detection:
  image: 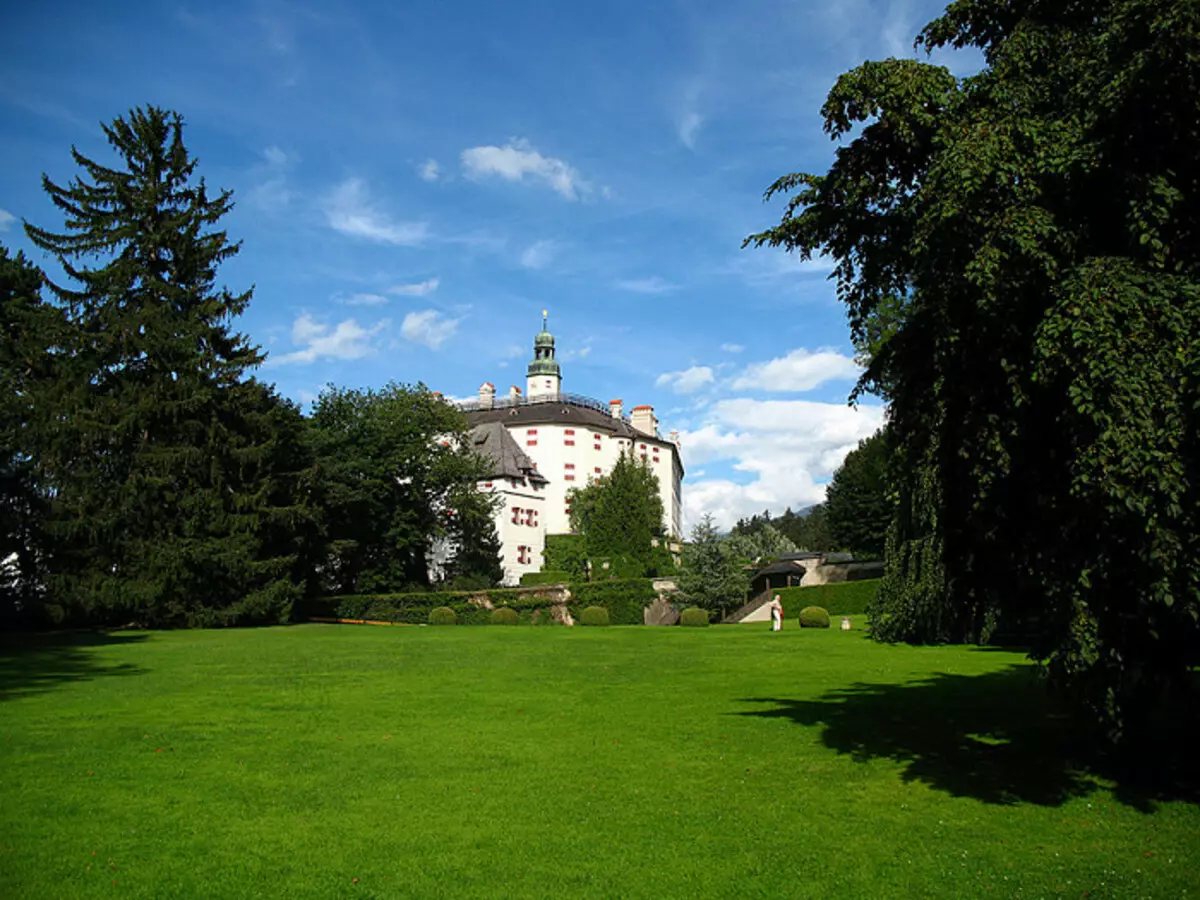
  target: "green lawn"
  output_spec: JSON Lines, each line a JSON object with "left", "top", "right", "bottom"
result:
{"left": 1, "top": 622, "right": 1195, "bottom": 899}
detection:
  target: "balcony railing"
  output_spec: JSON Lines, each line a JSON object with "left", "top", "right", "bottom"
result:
{"left": 455, "top": 391, "right": 632, "bottom": 424}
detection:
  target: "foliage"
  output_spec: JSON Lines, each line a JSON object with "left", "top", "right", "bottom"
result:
{"left": 824, "top": 429, "right": 893, "bottom": 560}
{"left": 490, "top": 607, "right": 519, "bottom": 626}
{"left": 724, "top": 523, "right": 798, "bottom": 565}
{"left": 679, "top": 607, "right": 710, "bottom": 627}
{"left": 777, "top": 580, "right": 880, "bottom": 619}
{"left": 747, "top": 0, "right": 1200, "bottom": 737}
{"left": 799, "top": 607, "right": 831, "bottom": 629}
{"left": 310, "top": 383, "right": 499, "bottom": 595}
{"left": 579, "top": 606, "right": 610, "bottom": 627}
{"left": 519, "top": 570, "right": 572, "bottom": 586}
{"left": 733, "top": 506, "right": 838, "bottom": 553}
{"left": 21, "top": 106, "right": 316, "bottom": 627}
{"left": 541, "top": 534, "right": 589, "bottom": 580}
{"left": 676, "top": 514, "right": 749, "bottom": 616}
{"left": 569, "top": 579, "right": 656, "bottom": 625}
{"left": 568, "top": 450, "right": 664, "bottom": 571}
{"left": 429, "top": 606, "right": 457, "bottom": 626}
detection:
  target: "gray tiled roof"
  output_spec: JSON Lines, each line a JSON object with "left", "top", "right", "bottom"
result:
{"left": 464, "top": 403, "right": 662, "bottom": 442}
{"left": 470, "top": 422, "right": 548, "bottom": 483}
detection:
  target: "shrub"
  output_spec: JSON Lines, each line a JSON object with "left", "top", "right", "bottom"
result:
{"left": 680, "top": 607, "right": 709, "bottom": 627}
{"left": 777, "top": 579, "right": 880, "bottom": 619}
{"left": 429, "top": 606, "right": 458, "bottom": 626}
{"left": 569, "top": 579, "right": 656, "bottom": 625}
{"left": 490, "top": 607, "right": 519, "bottom": 626}
{"left": 579, "top": 606, "right": 610, "bottom": 627}
{"left": 519, "top": 570, "right": 572, "bottom": 586}
{"left": 799, "top": 606, "right": 831, "bottom": 628}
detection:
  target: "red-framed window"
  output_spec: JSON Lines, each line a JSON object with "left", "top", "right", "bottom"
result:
{"left": 564, "top": 429, "right": 575, "bottom": 436}
{"left": 564, "top": 463, "right": 575, "bottom": 470}
{"left": 527, "top": 439, "right": 538, "bottom": 447}
{"left": 564, "top": 475, "right": 575, "bottom": 481}
{"left": 511, "top": 506, "right": 522, "bottom": 525}
{"left": 527, "top": 509, "right": 538, "bottom": 528}
{"left": 594, "top": 467, "right": 602, "bottom": 474}
{"left": 517, "top": 545, "right": 530, "bottom": 564}
{"left": 527, "top": 429, "right": 538, "bottom": 435}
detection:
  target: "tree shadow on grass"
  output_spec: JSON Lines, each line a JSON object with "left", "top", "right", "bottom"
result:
{"left": 0, "top": 631, "right": 148, "bottom": 701}
{"left": 736, "top": 663, "right": 1199, "bottom": 809}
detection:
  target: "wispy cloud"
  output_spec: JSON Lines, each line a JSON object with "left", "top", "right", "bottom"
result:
{"left": 678, "top": 111, "right": 703, "bottom": 150}
{"left": 461, "top": 139, "right": 590, "bottom": 200}
{"left": 418, "top": 159, "right": 440, "bottom": 182}
{"left": 0, "top": 208, "right": 13, "bottom": 231}
{"left": 657, "top": 366, "right": 715, "bottom": 394}
{"left": 324, "top": 178, "right": 428, "bottom": 245}
{"left": 520, "top": 239, "right": 558, "bottom": 270}
{"left": 720, "top": 343, "right": 745, "bottom": 353}
{"left": 388, "top": 278, "right": 440, "bottom": 296}
{"left": 273, "top": 314, "right": 387, "bottom": 364}
{"left": 732, "top": 347, "right": 860, "bottom": 392}
{"left": 401, "top": 309, "right": 460, "bottom": 350}
{"left": 340, "top": 292, "right": 390, "bottom": 306}
{"left": 616, "top": 276, "right": 680, "bottom": 294}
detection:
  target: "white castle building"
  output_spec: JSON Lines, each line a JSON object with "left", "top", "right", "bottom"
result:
{"left": 457, "top": 317, "right": 684, "bottom": 585}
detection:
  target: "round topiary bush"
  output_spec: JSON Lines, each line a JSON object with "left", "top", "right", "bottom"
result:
{"left": 490, "top": 607, "right": 518, "bottom": 626}
{"left": 680, "top": 607, "right": 710, "bottom": 627}
{"left": 799, "top": 606, "right": 831, "bottom": 628}
{"left": 429, "top": 606, "right": 457, "bottom": 626}
{"left": 579, "top": 606, "right": 610, "bottom": 627}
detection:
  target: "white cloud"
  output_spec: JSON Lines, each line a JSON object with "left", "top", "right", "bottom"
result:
{"left": 247, "top": 146, "right": 295, "bottom": 212}
{"left": 679, "top": 399, "right": 885, "bottom": 530}
{"left": 520, "top": 239, "right": 557, "bottom": 270}
{"left": 732, "top": 347, "right": 861, "bottom": 392}
{"left": 678, "top": 111, "right": 703, "bottom": 149}
{"left": 418, "top": 158, "right": 440, "bottom": 182}
{"left": 324, "top": 178, "right": 428, "bottom": 245}
{"left": 401, "top": 309, "right": 460, "bottom": 350}
{"left": 263, "top": 145, "right": 289, "bottom": 167}
{"left": 657, "top": 366, "right": 715, "bottom": 395}
{"left": 341, "top": 292, "right": 390, "bottom": 306}
{"left": 273, "top": 314, "right": 387, "bottom": 365}
{"left": 0, "top": 208, "right": 13, "bottom": 231}
{"left": 616, "top": 276, "right": 680, "bottom": 294}
{"left": 388, "top": 278, "right": 440, "bottom": 297}
{"left": 721, "top": 343, "right": 745, "bottom": 353}
{"left": 461, "top": 139, "right": 589, "bottom": 200}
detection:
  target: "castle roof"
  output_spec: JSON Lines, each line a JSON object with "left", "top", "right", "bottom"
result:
{"left": 469, "top": 422, "right": 548, "bottom": 484}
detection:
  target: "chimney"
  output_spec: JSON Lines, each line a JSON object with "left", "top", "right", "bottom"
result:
{"left": 510, "top": 385, "right": 523, "bottom": 403}
{"left": 610, "top": 399, "right": 623, "bottom": 420}
{"left": 478, "top": 382, "right": 495, "bottom": 410}
{"left": 668, "top": 429, "right": 680, "bottom": 446}
{"left": 631, "top": 405, "right": 657, "bottom": 436}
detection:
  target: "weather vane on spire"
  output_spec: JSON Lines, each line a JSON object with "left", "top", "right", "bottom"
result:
{"left": 542, "top": 309, "right": 548, "bottom": 330}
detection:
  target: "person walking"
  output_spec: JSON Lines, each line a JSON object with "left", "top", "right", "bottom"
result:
{"left": 770, "top": 595, "right": 783, "bottom": 632}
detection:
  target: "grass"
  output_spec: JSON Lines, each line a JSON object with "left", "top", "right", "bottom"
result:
{"left": 1, "top": 622, "right": 1196, "bottom": 899}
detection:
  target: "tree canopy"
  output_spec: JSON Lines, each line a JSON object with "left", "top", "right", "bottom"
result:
{"left": 568, "top": 450, "right": 670, "bottom": 577}
{"left": 677, "top": 514, "right": 749, "bottom": 617}
{"left": 748, "top": 0, "right": 1200, "bottom": 737}
{"left": 824, "top": 428, "right": 893, "bottom": 560}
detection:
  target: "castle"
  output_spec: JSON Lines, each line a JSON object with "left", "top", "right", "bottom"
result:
{"left": 456, "top": 316, "right": 684, "bottom": 585}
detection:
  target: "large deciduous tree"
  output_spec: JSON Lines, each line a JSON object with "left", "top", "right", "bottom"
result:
{"left": 309, "top": 383, "right": 499, "bottom": 594}
{"left": 25, "top": 106, "right": 317, "bottom": 626}
{"left": 748, "top": 0, "right": 1200, "bottom": 737}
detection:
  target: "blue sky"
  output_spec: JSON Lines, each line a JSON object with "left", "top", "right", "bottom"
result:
{"left": 0, "top": 0, "right": 979, "bottom": 530}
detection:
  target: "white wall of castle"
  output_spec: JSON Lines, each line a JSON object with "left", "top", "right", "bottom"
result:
{"left": 478, "top": 478, "right": 547, "bottom": 586}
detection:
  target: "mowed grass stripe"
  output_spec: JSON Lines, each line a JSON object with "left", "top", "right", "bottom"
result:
{"left": 1, "top": 624, "right": 1194, "bottom": 898}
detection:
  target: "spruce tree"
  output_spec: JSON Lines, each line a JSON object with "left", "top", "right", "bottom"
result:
{"left": 25, "top": 106, "right": 315, "bottom": 626}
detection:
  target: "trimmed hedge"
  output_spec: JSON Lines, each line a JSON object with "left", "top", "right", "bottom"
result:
{"left": 777, "top": 579, "right": 880, "bottom": 618}
{"left": 429, "top": 606, "right": 457, "bottom": 626}
{"left": 519, "top": 570, "right": 572, "bottom": 586}
{"left": 799, "top": 606, "right": 831, "bottom": 628}
{"left": 680, "top": 607, "right": 709, "bottom": 627}
{"left": 579, "top": 606, "right": 610, "bottom": 627}
{"left": 295, "top": 577, "right": 661, "bottom": 627}
{"left": 490, "top": 607, "right": 519, "bottom": 625}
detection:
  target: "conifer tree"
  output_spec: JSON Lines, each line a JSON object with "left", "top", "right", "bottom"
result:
{"left": 25, "top": 106, "right": 315, "bottom": 626}
{"left": 568, "top": 450, "right": 664, "bottom": 574}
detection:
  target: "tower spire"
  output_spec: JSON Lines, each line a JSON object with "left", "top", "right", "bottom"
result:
{"left": 542, "top": 308, "right": 548, "bottom": 330}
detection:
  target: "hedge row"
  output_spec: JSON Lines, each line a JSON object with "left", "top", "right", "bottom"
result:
{"left": 295, "top": 578, "right": 657, "bottom": 626}
{"left": 776, "top": 579, "right": 880, "bottom": 618}
{"left": 518, "top": 571, "right": 572, "bottom": 586}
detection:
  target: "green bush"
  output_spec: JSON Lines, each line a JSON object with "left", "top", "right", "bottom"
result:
{"left": 490, "top": 607, "right": 519, "bottom": 625}
{"left": 680, "top": 607, "right": 709, "bottom": 627}
{"left": 569, "top": 579, "right": 655, "bottom": 625}
{"left": 429, "top": 606, "right": 458, "bottom": 626}
{"left": 519, "top": 570, "right": 572, "bottom": 586}
{"left": 777, "top": 579, "right": 880, "bottom": 619}
{"left": 531, "top": 608, "right": 559, "bottom": 626}
{"left": 579, "top": 606, "right": 610, "bottom": 627}
{"left": 799, "top": 606, "right": 831, "bottom": 628}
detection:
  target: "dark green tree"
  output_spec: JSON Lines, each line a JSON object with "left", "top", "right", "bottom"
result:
{"left": 310, "top": 383, "right": 495, "bottom": 594}
{"left": 825, "top": 428, "right": 893, "bottom": 559}
{"left": 567, "top": 450, "right": 666, "bottom": 576}
{"left": 0, "top": 247, "right": 63, "bottom": 621}
{"left": 25, "top": 106, "right": 316, "bottom": 626}
{"left": 437, "top": 485, "right": 504, "bottom": 591}
{"left": 748, "top": 0, "right": 1200, "bottom": 736}
{"left": 677, "top": 514, "right": 750, "bottom": 617}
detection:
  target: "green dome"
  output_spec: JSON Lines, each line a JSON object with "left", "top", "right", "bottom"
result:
{"left": 534, "top": 330, "right": 555, "bottom": 347}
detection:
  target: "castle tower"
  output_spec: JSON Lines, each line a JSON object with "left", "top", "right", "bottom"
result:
{"left": 526, "top": 310, "right": 562, "bottom": 400}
